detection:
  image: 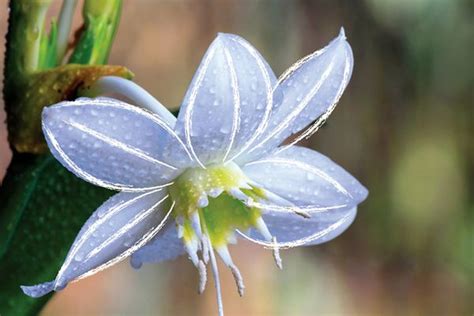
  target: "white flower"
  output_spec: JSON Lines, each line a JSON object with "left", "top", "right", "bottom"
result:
{"left": 22, "top": 29, "right": 367, "bottom": 315}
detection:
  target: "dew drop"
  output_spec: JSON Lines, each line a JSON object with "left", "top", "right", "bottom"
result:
{"left": 74, "top": 253, "right": 84, "bottom": 262}
{"left": 219, "top": 126, "right": 230, "bottom": 134}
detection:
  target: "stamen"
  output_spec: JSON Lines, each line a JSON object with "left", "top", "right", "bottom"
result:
{"left": 216, "top": 246, "right": 245, "bottom": 297}
{"left": 197, "top": 260, "right": 207, "bottom": 294}
{"left": 215, "top": 246, "right": 233, "bottom": 266}
{"left": 208, "top": 188, "right": 224, "bottom": 198}
{"left": 255, "top": 218, "right": 283, "bottom": 269}
{"left": 230, "top": 265, "right": 245, "bottom": 297}
{"left": 201, "top": 238, "right": 210, "bottom": 264}
{"left": 228, "top": 188, "right": 252, "bottom": 204}
{"left": 255, "top": 217, "right": 273, "bottom": 241}
{"left": 184, "top": 237, "right": 200, "bottom": 266}
{"left": 272, "top": 237, "right": 283, "bottom": 270}
{"left": 206, "top": 236, "right": 224, "bottom": 316}
{"left": 190, "top": 211, "right": 203, "bottom": 238}
{"left": 227, "top": 232, "right": 238, "bottom": 244}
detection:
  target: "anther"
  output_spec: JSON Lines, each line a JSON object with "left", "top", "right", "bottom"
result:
{"left": 201, "top": 237, "right": 210, "bottom": 264}
{"left": 197, "top": 260, "right": 207, "bottom": 294}
{"left": 216, "top": 246, "right": 245, "bottom": 297}
{"left": 230, "top": 264, "right": 245, "bottom": 297}
{"left": 272, "top": 237, "right": 283, "bottom": 270}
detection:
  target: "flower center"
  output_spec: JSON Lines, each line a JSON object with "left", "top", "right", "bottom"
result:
{"left": 169, "top": 162, "right": 263, "bottom": 246}
{"left": 167, "top": 162, "right": 279, "bottom": 297}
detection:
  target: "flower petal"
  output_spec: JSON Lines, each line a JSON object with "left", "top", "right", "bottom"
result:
{"left": 42, "top": 97, "right": 192, "bottom": 191}
{"left": 130, "top": 221, "right": 185, "bottom": 269}
{"left": 239, "top": 28, "right": 353, "bottom": 163}
{"left": 243, "top": 146, "right": 367, "bottom": 209}
{"left": 240, "top": 206, "right": 357, "bottom": 248}
{"left": 21, "top": 189, "right": 172, "bottom": 297}
{"left": 175, "top": 33, "right": 277, "bottom": 167}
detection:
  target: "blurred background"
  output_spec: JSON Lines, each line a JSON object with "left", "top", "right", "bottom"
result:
{"left": 1, "top": 0, "right": 473, "bottom": 315}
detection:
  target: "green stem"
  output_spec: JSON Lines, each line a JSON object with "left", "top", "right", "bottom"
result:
{"left": 4, "top": 0, "right": 53, "bottom": 84}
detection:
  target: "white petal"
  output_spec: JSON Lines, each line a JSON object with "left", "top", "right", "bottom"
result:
{"left": 243, "top": 146, "right": 368, "bottom": 209}
{"left": 22, "top": 190, "right": 172, "bottom": 297}
{"left": 130, "top": 221, "right": 185, "bottom": 268}
{"left": 42, "top": 98, "right": 192, "bottom": 191}
{"left": 174, "top": 33, "right": 277, "bottom": 167}
{"left": 239, "top": 29, "right": 353, "bottom": 163}
{"left": 240, "top": 207, "right": 357, "bottom": 248}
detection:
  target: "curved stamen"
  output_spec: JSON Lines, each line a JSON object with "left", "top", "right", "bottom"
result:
{"left": 216, "top": 246, "right": 245, "bottom": 297}
{"left": 272, "top": 237, "right": 283, "bottom": 270}
{"left": 85, "top": 76, "right": 177, "bottom": 127}
{"left": 255, "top": 218, "right": 283, "bottom": 269}
{"left": 230, "top": 265, "right": 244, "bottom": 297}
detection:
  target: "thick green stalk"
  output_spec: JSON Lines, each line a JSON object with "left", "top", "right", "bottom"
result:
{"left": 4, "top": 0, "right": 53, "bottom": 90}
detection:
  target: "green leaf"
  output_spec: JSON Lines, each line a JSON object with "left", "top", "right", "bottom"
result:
{"left": 0, "top": 153, "right": 113, "bottom": 315}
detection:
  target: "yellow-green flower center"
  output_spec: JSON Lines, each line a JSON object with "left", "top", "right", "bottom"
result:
{"left": 169, "top": 162, "right": 263, "bottom": 247}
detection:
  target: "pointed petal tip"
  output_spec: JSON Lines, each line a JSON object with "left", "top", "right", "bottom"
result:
{"left": 216, "top": 32, "right": 236, "bottom": 38}
{"left": 21, "top": 281, "right": 56, "bottom": 298}
{"left": 339, "top": 27, "right": 346, "bottom": 39}
{"left": 215, "top": 32, "right": 229, "bottom": 43}
{"left": 215, "top": 32, "right": 243, "bottom": 45}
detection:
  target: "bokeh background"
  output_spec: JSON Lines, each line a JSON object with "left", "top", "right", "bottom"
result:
{"left": 1, "top": 0, "right": 473, "bottom": 315}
